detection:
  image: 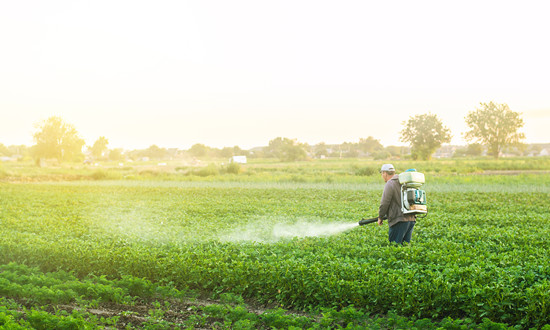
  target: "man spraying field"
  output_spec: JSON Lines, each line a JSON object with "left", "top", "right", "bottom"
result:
{"left": 377, "top": 164, "right": 416, "bottom": 244}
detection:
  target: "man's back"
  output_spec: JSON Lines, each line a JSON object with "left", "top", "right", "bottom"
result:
{"left": 379, "top": 175, "right": 415, "bottom": 227}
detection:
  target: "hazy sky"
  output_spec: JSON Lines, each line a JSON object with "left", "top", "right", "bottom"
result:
{"left": 1, "top": 0, "right": 549, "bottom": 150}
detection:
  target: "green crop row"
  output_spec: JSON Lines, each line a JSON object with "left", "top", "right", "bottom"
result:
{"left": 0, "top": 262, "right": 184, "bottom": 306}
{"left": 0, "top": 295, "right": 522, "bottom": 330}
{"left": 1, "top": 174, "right": 549, "bottom": 328}
{"left": 1, "top": 304, "right": 106, "bottom": 330}
{"left": 0, "top": 263, "right": 524, "bottom": 329}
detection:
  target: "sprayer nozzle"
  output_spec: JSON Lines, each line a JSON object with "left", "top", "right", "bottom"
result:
{"left": 358, "top": 218, "right": 377, "bottom": 226}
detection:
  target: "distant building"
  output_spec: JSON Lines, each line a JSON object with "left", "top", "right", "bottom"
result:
{"left": 230, "top": 156, "right": 247, "bottom": 164}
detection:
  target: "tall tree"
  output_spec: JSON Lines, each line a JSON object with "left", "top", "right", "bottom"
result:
{"left": 464, "top": 102, "right": 525, "bottom": 159}
{"left": 90, "top": 136, "right": 109, "bottom": 159}
{"left": 340, "top": 142, "right": 359, "bottom": 158}
{"left": 218, "top": 146, "right": 244, "bottom": 158}
{"left": 32, "top": 116, "right": 85, "bottom": 163}
{"left": 144, "top": 145, "right": 168, "bottom": 159}
{"left": 188, "top": 143, "right": 209, "bottom": 157}
{"left": 358, "top": 136, "right": 383, "bottom": 155}
{"left": 465, "top": 143, "right": 483, "bottom": 156}
{"left": 108, "top": 148, "right": 124, "bottom": 161}
{"left": 219, "top": 147, "right": 234, "bottom": 158}
{"left": 400, "top": 113, "right": 451, "bottom": 160}
{"left": 267, "top": 137, "right": 307, "bottom": 161}
{"left": 314, "top": 142, "right": 328, "bottom": 158}
{"left": 0, "top": 143, "right": 10, "bottom": 156}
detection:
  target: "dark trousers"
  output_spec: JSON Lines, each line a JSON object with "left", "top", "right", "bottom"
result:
{"left": 388, "top": 221, "right": 415, "bottom": 244}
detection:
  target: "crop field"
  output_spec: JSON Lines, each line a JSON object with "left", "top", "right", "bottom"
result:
{"left": 1, "top": 159, "right": 550, "bottom": 329}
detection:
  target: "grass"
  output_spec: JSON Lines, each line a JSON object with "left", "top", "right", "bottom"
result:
{"left": 1, "top": 157, "right": 549, "bottom": 183}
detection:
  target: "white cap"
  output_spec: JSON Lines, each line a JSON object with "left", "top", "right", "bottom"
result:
{"left": 380, "top": 164, "right": 395, "bottom": 172}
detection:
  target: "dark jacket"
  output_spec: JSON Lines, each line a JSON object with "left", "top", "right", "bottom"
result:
{"left": 379, "top": 175, "right": 415, "bottom": 227}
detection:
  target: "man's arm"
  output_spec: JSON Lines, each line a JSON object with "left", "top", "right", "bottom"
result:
{"left": 378, "top": 182, "right": 392, "bottom": 223}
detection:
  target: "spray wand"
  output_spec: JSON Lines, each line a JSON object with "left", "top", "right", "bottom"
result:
{"left": 358, "top": 217, "right": 385, "bottom": 226}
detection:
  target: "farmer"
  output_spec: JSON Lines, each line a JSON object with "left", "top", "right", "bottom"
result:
{"left": 377, "top": 164, "right": 416, "bottom": 244}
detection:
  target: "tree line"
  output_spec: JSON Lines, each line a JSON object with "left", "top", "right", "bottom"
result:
{"left": 0, "top": 102, "right": 527, "bottom": 164}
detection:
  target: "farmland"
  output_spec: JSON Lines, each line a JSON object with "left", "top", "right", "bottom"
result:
{"left": 1, "top": 158, "right": 550, "bottom": 329}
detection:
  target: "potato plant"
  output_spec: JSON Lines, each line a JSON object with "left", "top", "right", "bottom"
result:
{"left": 0, "top": 172, "right": 549, "bottom": 328}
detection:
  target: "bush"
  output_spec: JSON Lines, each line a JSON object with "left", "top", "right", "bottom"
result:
{"left": 89, "top": 169, "right": 123, "bottom": 180}
{"left": 0, "top": 167, "right": 9, "bottom": 179}
{"left": 138, "top": 170, "right": 161, "bottom": 177}
{"left": 194, "top": 164, "right": 219, "bottom": 177}
{"left": 90, "top": 170, "right": 108, "bottom": 180}
{"left": 373, "top": 151, "right": 391, "bottom": 160}
{"left": 225, "top": 163, "right": 241, "bottom": 175}
{"left": 354, "top": 166, "right": 377, "bottom": 176}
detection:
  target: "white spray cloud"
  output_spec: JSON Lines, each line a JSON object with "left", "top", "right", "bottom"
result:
{"left": 220, "top": 217, "right": 359, "bottom": 243}
{"left": 85, "top": 201, "right": 359, "bottom": 245}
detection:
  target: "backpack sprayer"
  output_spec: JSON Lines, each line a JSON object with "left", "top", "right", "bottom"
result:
{"left": 399, "top": 169, "right": 427, "bottom": 216}
{"left": 358, "top": 169, "right": 427, "bottom": 226}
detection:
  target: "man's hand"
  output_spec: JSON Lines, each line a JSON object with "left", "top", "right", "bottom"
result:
{"left": 378, "top": 218, "right": 383, "bottom": 226}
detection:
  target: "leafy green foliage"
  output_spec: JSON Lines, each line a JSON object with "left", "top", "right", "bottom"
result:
{"left": 0, "top": 263, "right": 518, "bottom": 329}
{"left": 267, "top": 137, "right": 308, "bottom": 161}
{"left": 358, "top": 136, "right": 384, "bottom": 155}
{"left": 32, "top": 116, "right": 85, "bottom": 162}
{"left": 188, "top": 143, "right": 209, "bottom": 157}
{"left": 465, "top": 102, "right": 525, "bottom": 158}
{"left": 400, "top": 113, "right": 452, "bottom": 160}
{"left": 0, "top": 168, "right": 549, "bottom": 328}
{"left": 192, "top": 163, "right": 219, "bottom": 176}
{"left": 224, "top": 162, "right": 241, "bottom": 174}
{"left": 89, "top": 136, "right": 109, "bottom": 159}
{"left": 0, "top": 263, "right": 184, "bottom": 305}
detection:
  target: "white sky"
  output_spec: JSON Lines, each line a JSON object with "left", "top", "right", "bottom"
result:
{"left": 1, "top": 0, "right": 549, "bottom": 150}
